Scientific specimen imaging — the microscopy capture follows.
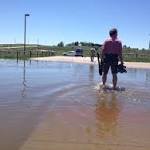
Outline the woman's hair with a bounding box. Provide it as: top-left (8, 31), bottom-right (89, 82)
top-left (109, 28), bottom-right (118, 37)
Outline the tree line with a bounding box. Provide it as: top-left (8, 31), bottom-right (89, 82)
top-left (57, 41), bottom-right (102, 48)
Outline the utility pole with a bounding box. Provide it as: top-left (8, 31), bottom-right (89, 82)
top-left (37, 39), bottom-right (39, 50)
top-left (24, 14), bottom-right (30, 56)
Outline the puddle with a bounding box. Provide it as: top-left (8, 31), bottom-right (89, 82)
top-left (0, 60), bottom-right (150, 150)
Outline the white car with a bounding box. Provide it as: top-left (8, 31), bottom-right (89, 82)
top-left (63, 51), bottom-right (76, 56)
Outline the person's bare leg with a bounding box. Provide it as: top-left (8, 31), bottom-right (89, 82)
top-left (112, 73), bottom-right (117, 89)
top-left (102, 73), bottom-right (107, 86)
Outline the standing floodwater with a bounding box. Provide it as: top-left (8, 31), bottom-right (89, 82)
top-left (0, 60), bottom-right (150, 150)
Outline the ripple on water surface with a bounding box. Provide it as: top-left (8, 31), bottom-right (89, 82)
top-left (0, 60), bottom-right (150, 150)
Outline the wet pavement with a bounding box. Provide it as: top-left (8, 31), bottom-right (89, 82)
top-left (0, 60), bottom-right (150, 150)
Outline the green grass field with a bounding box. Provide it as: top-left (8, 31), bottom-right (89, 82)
top-left (0, 44), bottom-right (150, 62)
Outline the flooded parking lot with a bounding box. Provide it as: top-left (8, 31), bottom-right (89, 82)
top-left (0, 60), bottom-right (150, 150)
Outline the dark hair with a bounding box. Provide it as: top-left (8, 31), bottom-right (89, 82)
top-left (109, 28), bottom-right (118, 37)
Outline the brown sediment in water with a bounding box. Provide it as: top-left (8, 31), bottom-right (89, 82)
top-left (32, 56), bottom-right (150, 69)
top-left (0, 60), bottom-right (150, 150)
top-left (20, 92), bottom-right (150, 150)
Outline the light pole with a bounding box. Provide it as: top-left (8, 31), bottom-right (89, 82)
top-left (37, 38), bottom-right (39, 50)
top-left (149, 34), bottom-right (150, 50)
top-left (22, 14), bottom-right (29, 97)
top-left (24, 14), bottom-right (30, 56)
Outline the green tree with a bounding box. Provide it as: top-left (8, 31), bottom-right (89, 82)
top-left (75, 41), bottom-right (79, 46)
top-left (57, 41), bottom-right (64, 47)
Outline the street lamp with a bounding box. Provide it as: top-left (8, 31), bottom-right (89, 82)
top-left (24, 14), bottom-right (30, 56)
top-left (148, 34), bottom-right (150, 50)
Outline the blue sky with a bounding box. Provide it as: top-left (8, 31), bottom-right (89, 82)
top-left (0, 0), bottom-right (150, 48)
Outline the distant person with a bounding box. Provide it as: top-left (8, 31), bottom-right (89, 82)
top-left (90, 46), bottom-right (96, 62)
top-left (101, 28), bottom-right (124, 89)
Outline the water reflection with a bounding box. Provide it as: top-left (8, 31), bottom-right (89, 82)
top-left (95, 93), bottom-right (120, 138)
top-left (89, 64), bottom-right (95, 82)
top-left (127, 68), bottom-right (137, 79)
top-left (146, 71), bottom-right (150, 82)
top-left (21, 60), bottom-right (27, 98)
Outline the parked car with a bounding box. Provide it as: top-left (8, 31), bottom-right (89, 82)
top-left (75, 48), bottom-right (83, 57)
top-left (63, 51), bottom-right (76, 56)
top-left (63, 49), bottom-right (84, 57)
